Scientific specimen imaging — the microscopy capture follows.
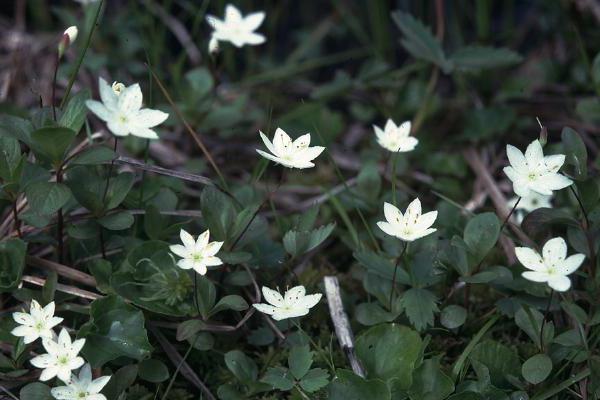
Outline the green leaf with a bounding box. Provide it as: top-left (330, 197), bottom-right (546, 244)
top-left (521, 354), bottom-right (552, 384)
top-left (98, 210), bottom-right (134, 230)
top-left (289, 345), bottom-right (313, 380)
top-left (561, 127), bottom-right (588, 180)
top-left (463, 212), bottom-right (500, 265)
top-left (328, 369), bottom-right (391, 400)
top-left (195, 276), bottom-right (216, 319)
top-left (69, 145), bottom-right (116, 166)
top-left (209, 295), bottom-right (249, 316)
top-left (356, 323), bottom-right (422, 388)
top-left (0, 114), bottom-right (34, 145)
top-left (80, 295), bottom-right (153, 367)
top-left (25, 182), bottom-right (72, 215)
top-left (201, 186), bottom-right (236, 242)
top-left (19, 382), bottom-right (53, 400)
top-left (261, 366), bottom-right (295, 391)
top-left (354, 251), bottom-right (410, 283)
top-left (30, 126), bottom-right (77, 165)
top-left (138, 359), bottom-right (170, 383)
top-left (66, 166), bottom-right (105, 215)
top-left (408, 358), bottom-right (455, 400)
top-left (469, 339), bottom-right (520, 388)
top-left (224, 350), bottom-right (258, 384)
top-left (101, 365), bottom-right (138, 400)
top-left (283, 223), bottom-right (335, 258)
top-left (440, 305), bottom-right (467, 329)
top-left (521, 207), bottom-right (579, 241)
top-left (0, 238), bottom-right (26, 292)
top-left (391, 11), bottom-right (451, 72)
top-left (399, 288), bottom-right (439, 331)
top-left (515, 306), bottom-right (554, 349)
top-left (59, 89), bottom-right (90, 132)
top-left (355, 302), bottom-right (398, 326)
top-left (0, 136), bottom-right (24, 183)
top-left (42, 271), bottom-right (57, 304)
top-left (176, 319), bottom-right (206, 341)
top-left (450, 46), bottom-right (522, 71)
top-left (299, 368), bottom-right (329, 392)
top-left (106, 172), bottom-right (135, 210)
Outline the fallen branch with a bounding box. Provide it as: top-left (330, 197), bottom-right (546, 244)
top-left (21, 275), bottom-right (101, 300)
top-left (26, 256), bottom-right (97, 287)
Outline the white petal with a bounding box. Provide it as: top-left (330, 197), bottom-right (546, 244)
top-left (542, 237), bottom-right (567, 263)
top-left (11, 326), bottom-right (36, 341)
top-left (203, 256), bottom-right (223, 267)
top-left (524, 140), bottom-right (544, 168)
top-left (384, 119), bottom-right (397, 133)
top-left (284, 286), bottom-right (306, 305)
top-left (273, 307), bottom-right (309, 321)
top-left (106, 119), bottom-right (131, 137)
top-left (193, 263), bottom-right (208, 275)
top-left (177, 259), bottom-right (194, 270)
top-left (299, 293), bottom-right (322, 309)
top-left (262, 286), bottom-right (284, 307)
top-left (559, 254), bottom-right (585, 275)
top-left (293, 133), bottom-right (311, 149)
top-left (51, 387), bottom-right (75, 400)
top-left (397, 136), bottom-right (418, 152)
top-left (383, 202), bottom-right (403, 224)
top-left (547, 275), bottom-right (571, 291)
top-left (522, 271), bottom-right (550, 283)
top-left (71, 338), bottom-right (86, 355)
top-left (205, 15), bottom-right (224, 30)
top-left (242, 32), bottom-right (266, 45)
top-left (129, 127), bottom-right (160, 140)
top-left (86, 100), bottom-right (112, 122)
top-left (515, 247), bottom-right (545, 271)
top-left (134, 109), bottom-right (168, 128)
top-left (98, 77), bottom-right (118, 110)
top-left (256, 149), bottom-right (286, 165)
top-left (259, 131), bottom-right (277, 155)
top-left (398, 120), bottom-right (411, 136)
top-left (12, 312), bottom-right (33, 325)
top-left (373, 125), bottom-right (384, 141)
top-left (57, 328), bottom-right (71, 346)
top-left (404, 198), bottom-right (422, 223)
top-left (89, 375), bottom-right (111, 393)
top-left (30, 354), bottom-right (53, 368)
top-left (203, 241), bottom-right (224, 257)
top-left (243, 11), bottom-right (265, 30)
top-left (118, 83), bottom-right (143, 112)
top-left (179, 229), bottom-right (196, 249)
top-left (533, 173), bottom-right (572, 192)
top-left (297, 146), bottom-right (325, 162)
top-left (39, 366), bottom-right (59, 381)
top-left (224, 4), bottom-right (243, 23)
top-left (196, 230), bottom-right (210, 250)
top-left (377, 221), bottom-right (400, 238)
top-left (544, 154), bottom-right (565, 173)
top-left (42, 302), bottom-right (56, 319)
top-left (272, 128), bottom-right (292, 154)
top-left (253, 303), bottom-right (276, 315)
top-left (506, 144), bottom-right (527, 170)
top-left (407, 227), bottom-right (436, 241)
top-left (58, 367), bottom-right (73, 383)
top-left (170, 244), bottom-right (189, 258)
top-left (416, 211), bottom-right (437, 231)
top-left (68, 356), bottom-right (85, 370)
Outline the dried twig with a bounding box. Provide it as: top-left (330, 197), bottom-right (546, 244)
top-left (21, 275), bottom-right (101, 300)
top-left (115, 156), bottom-right (214, 186)
top-left (323, 276), bottom-right (365, 377)
top-left (26, 256), bottom-right (97, 287)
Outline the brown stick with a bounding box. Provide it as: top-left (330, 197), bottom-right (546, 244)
top-left (21, 275), bottom-right (101, 300)
top-left (26, 255), bottom-right (97, 287)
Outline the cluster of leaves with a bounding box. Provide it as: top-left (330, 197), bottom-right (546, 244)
top-left (1, 1), bottom-right (600, 400)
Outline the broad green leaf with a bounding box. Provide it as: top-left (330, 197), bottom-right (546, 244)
top-left (515, 306), bottom-right (554, 349)
top-left (299, 368), bottom-right (329, 392)
top-left (0, 238), bottom-right (26, 292)
top-left (98, 210), bottom-right (134, 230)
top-left (408, 358), bottom-right (455, 400)
top-left (460, 266), bottom-right (512, 284)
top-left (79, 295), bottom-right (153, 367)
top-left (0, 136), bottom-right (23, 183)
top-left (30, 126), bottom-right (77, 165)
top-left (450, 46), bottom-right (522, 71)
top-left (441, 305), bottom-right (467, 329)
top-left (521, 207), bottom-right (579, 241)
top-left (391, 11), bottom-right (451, 72)
top-left (209, 295), bottom-right (249, 316)
top-left (463, 212), bottom-right (500, 265)
top-left (196, 276), bottom-right (216, 319)
top-left (225, 350), bottom-right (258, 384)
top-left (19, 383), bottom-right (53, 400)
top-left (461, 106), bottom-right (516, 142)
top-left (25, 182), bottom-right (72, 215)
top-left (138, 359), bottom-right (170, 383)
top-left (328, 369), bottom-right (391, 400)
top-left (176, 319), bottom-right (207, 341)
top-left (399, 288), bottom-right (439, 331)
top-left (521, 354), bottom-right (552, 384)
top-left (289, 345), bottom-right (313, 380)
top-left (0, 115), bottom-right (34, 145)
top-left (355, 302), bottom-right (398, 326)
top-left (59, 89), bottom-right (90, 132)
top-left (105, 172), bottom-right (135, 210)
top-left (261, 366), bottom-right (294, 391)
top-left (201, 186), bottom-right (236, 242)
top-left (66, 166), bottom-right (105, 215)
top-left (469, 339), bottom-right (520, 388)
top-left (101, 365), bottom-right (138, 400)
top-left (283, 222), bottom-right (335, 258)
top-left (356, 323), bottom-right (422, 388)
top-left (354, 251), bottom-right (410, 283)
top-left (69, 145), bottom-right (116, 166)
top-left (561, 127), bottom-right (587, 180)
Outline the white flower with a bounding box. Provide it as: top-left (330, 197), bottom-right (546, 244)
top-left (503, 140), bottom-right (572, 197)
top-left (206, 4), bottom-right (265, 51)
top-left (11, 300), bottom-right (63, 344)
top-left (63, 26), bottom-right (78, 45)
top-left (169, 229), bottom-right (224, 275)
top-left (253, 286), bottom-right (322, 321)
top-left (86, 77), bottom-right (169, 139)
top-left (51, 364), bottom-right (110, 400)
top-left (373, 119), bottom-right (418, 152)
top-left (516, 237), bottom-right (585, 292)
top-left (508, 192), bottom-right (552, 223)
top-left (30, 328), bottom-right (86, 382)
top-left (377, 198), bottom-right (437, 242)
top-left (256, 128), bottom-right (325, 169)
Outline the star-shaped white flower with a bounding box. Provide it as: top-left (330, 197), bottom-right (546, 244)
top-left (373, 119), bottom-right (418, 152)
top-left (51, 364), bottom-right (111, 400)
top-left (503, 140), bottom-right (572, 197)
top-left (11, 300), bottom-right (63, 344)
top-left (86, 77), bottom-right (169, 139)
top-left (169, 229), bottom-right (224, 275)
top-left (30, 328), bottom-right (86, 382)
top-left (516, 237), bottom-right (585, 292)
top-left (256, 128), bottom-right (325, 169)
top-left (206, 4), bottom-right (265, 51)
top-left (253, 286), bottom-right (322, 321)
top-left (377, 198), bottom-right (437, 242)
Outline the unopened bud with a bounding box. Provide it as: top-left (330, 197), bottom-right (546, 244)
top-left (58, 26), bottom-right (78, 58)
top-left (208, 36), bottom-right (219, 54)
top-left (112, 82), bottom-right (125, 95)
top-left (536, 117), bottom-right (547, 147)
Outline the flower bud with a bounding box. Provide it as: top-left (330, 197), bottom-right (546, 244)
top-left (537, 117), bottom-right (547, 147)
top-left (112, 82), bottom-right (125, 95)
top-left (58, 26), bottom-right (78, 58)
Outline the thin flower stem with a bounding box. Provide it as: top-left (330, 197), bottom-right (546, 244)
top-left (12, 201), bottom-right (21, 238)
top-left (56, 170), bottom-right (65, 263)
top-left (540, 289), bottom-right (554, 352)
top-left (99, 137), bottom-right (118, 259)
top-left (389, 242), bottom-right (408, 310)
top-left (51, 52), bottom-right (59, 121)
top-left (500, 196), bottom-right (521, 232)
top-left (569, 186), bottom-right (590, 229)
top-left (161, 335), bottom-right (199, 400)
top-left (193, 272), bottom-right (201, 316)
top-left (390, 152), bottom-right (399, 207)
top-left (569, 186), bottom-right (595, 278)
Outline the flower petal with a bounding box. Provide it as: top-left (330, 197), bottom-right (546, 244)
top-left (533, 173), bottom-right (572, 192)
top-left (89, 375), bottom-right (112, 393)
top-left (259, 131), bottom-right (276, 155)
top-left (169, 244), bottom-right (189, 258)
top-left (506, 144), bottom-right (527, 170)
top-left (177, 259), bottom-right (194, 270)
top-left (272, 128), bottom-right (292, 154)
top-left (547, 275), bottom-right (571, 291)
top-left (522, 271), bottom-right (550, 283)
top-left (86, 100), bottom-right (112, 122)
top-left (542, 237), bottom-right (567, 263)
top-left (193, 263), bottom-right (208, 275)
top-left (262, 286), bottom-right (284, 307)
top-left (404, 198), bottom-right (422, 223)
top-left (118, 83), bottom-right (143, 112)
top-left (416, 211), bottom-right (437, 231)
top-left (515, 247), bottom-right (545, 271)
top-left (284, 286), bottom-right (306, 305)
top-left (383, 202), bottom-right (403, 224)
top-left (98, 77), bottom-right (118, 110)
top-left (179, 229), bottom-right (196, 249)
top-left (559, 253), bottom-right (585, 275)
top-left (203, 241), bottom-right (224, 257)
top-left (524, 140), bottom-right (544, 168)
top-left (203, 256), bottom-right (223, 267)
top-left (253, 303), bottom-right (276, 315)
top-left (134, 109), bottom-right (169, 128)
top-left (299, 293), bottom-right (322, 309)
top-left (12, 311), bottom-right (33, 325)
top-left (544, 154), bottom-right (565, 173)
top-left (196, 230), bottom-right (210, 251)
top-left (243, 11), bottom-right (265, 30)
